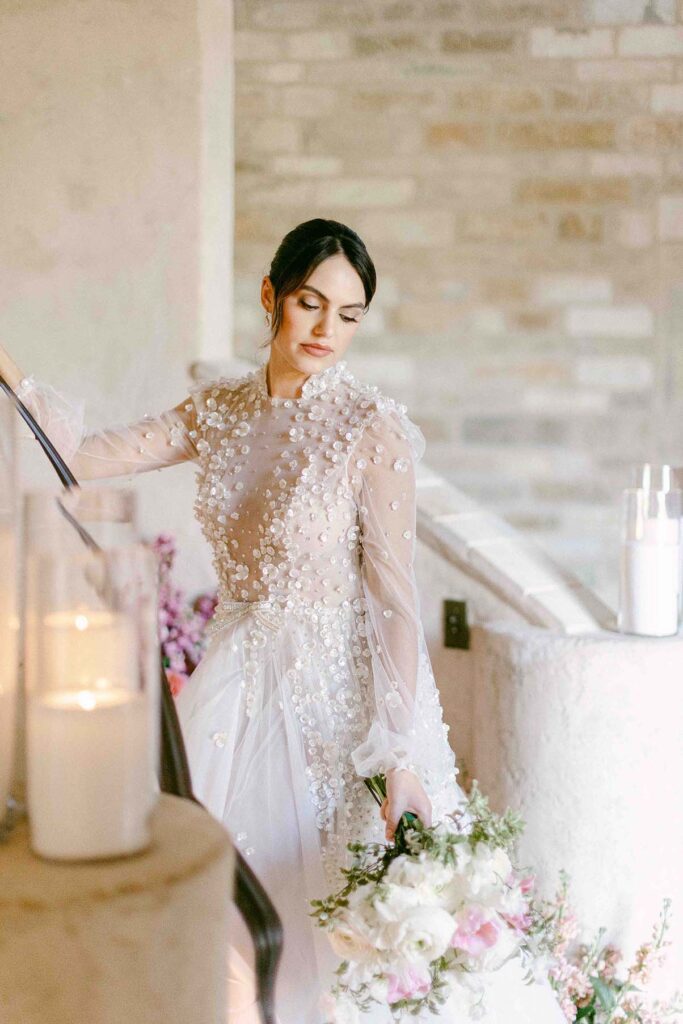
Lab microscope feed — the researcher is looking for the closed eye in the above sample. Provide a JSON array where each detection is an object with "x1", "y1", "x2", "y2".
[{"x1": 301, "y1": 299, "x2": 360, "y2": 324}]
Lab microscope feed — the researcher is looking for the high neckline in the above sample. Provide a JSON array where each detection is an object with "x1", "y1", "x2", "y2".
[{"x1": 254, "y1": 360, "x2": 349, "y2": 404}]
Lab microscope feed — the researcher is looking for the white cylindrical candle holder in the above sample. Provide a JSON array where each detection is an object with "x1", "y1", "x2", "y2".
[
  {"x1": 634, "y1": 462, "x2": 674, "y2": 493},
  {"x1": 24, "y1": 493, "x2": 159, "y2": 861},
  {"x1": 634, "y1": 465, "x2": 683, "y2": 613},
  {"x1": 619, "y1": 488, "x2": 682, "y2": 637},
  {"x1": 0, "y1": 392, "x2": 18, "y2": 829}
]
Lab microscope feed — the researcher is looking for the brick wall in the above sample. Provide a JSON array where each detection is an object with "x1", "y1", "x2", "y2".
[{"x1": 233, "y1": 0, "x2": 683, "y2": 604}]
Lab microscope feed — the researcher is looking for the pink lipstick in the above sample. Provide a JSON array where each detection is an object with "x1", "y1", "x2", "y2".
[{"x1": 301, "y1": 343, "x2": 333, "y2": 358}]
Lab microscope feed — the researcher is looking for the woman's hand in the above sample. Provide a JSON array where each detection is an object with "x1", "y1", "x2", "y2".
[{"x1": 379, "y1": 768, "x2": 432, "y2": 842}]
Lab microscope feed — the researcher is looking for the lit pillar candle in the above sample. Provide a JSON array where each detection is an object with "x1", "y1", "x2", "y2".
[
  {"x1": 41, "y1": 609, "x2": 135, "y2": 692},
  {"x1": 619, "y1": 489, "x2": 682, "y2": 637},
  {"x1": 27, "y1": 687, "x2": 150, "y2": 860},
  {"x1": 23, "y1": 531, "x2": 159, "y2": 862}
]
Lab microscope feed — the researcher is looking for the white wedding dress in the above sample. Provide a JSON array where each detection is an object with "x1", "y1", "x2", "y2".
[{"x1": 20, "y1": 362, "x2": 565, "y2": 1024}]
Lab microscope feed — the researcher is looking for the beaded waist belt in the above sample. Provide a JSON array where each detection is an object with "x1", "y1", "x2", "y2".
[{"x1": 205, "y1": 599, "x2": 284, "y2": 637}]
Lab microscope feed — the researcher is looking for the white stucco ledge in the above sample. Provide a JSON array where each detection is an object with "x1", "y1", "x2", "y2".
[
  {"x1": 415, "y1": 465, "x2": 615, "y2": 635},
  {"x1": 471, "y1": 619, "x2": 683, "y2": 998}
]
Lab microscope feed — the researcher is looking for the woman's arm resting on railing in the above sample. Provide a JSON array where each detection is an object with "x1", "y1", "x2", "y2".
[{"x1": 0, "y1": 343, "x2": 198, "y2": 479}]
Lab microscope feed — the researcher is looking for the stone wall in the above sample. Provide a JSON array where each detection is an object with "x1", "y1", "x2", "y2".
[{"x1": 233, "y1": 0, "x2": 683, "y2": 604}]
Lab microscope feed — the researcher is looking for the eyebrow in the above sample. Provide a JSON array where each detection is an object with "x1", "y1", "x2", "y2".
[{"x1": 299, "y1": 285, "x2": 366, "y2": 310}]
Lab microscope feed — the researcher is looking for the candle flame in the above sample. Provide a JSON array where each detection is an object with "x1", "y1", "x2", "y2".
[
  {"x1": 76, "y1": 690, "x2": 97, "y2": 711},
  {"x1": 74, "y1": 614, "x2": 89, "y2": 631}
]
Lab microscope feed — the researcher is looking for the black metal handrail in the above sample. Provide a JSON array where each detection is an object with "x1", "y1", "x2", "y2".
[{"x1": 0, "y1": 374, "x2": 283, "y2": 1024}]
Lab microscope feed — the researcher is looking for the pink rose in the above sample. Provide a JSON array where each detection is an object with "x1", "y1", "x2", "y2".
[
  {"x1": 450, "y1": 906, "x2": 502, "y2": 956},
  {"x1": 386, "y1": 965, "x2": 431, "y2": 1003}
]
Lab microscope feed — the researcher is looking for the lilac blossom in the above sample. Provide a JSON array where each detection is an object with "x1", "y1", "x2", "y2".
[{"x1": 150, "y1": 533, "x2": 217, "y2": 696}]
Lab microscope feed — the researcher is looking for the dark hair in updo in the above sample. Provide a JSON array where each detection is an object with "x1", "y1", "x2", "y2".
[{"x1": 266, "y1": 219, "x2": 376, "y2": 339}]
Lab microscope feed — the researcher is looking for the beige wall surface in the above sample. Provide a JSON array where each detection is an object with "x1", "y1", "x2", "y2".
[
  {"x1": 2, "y1": 0, "x2": 200, "y2": 404},
  {"x1": 233, "y1": 0, "x2": 683, "y2": 603},
  {"x1": 1, "y1": 0, "x2": 234, "y2": 593}
]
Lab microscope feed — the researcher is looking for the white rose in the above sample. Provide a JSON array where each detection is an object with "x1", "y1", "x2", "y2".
[
  {"x1": 380, "y1": 905, "x2": 455, "y2": 965},
  {"x1": 371, "y1": 881, "x2": 422, "y2": 924},
  {"x1": 466, "y1": 844, "x2": 512, "y2": 898},
  {"x1": 439, "y1": 871, "x2": 472, "y2": 914},
  {"x1": 385, "y1": 853, "x2": 455, "y2": 901},
  {"x1": 329, "y1": 909, "x2": 380, "y2": 965}
]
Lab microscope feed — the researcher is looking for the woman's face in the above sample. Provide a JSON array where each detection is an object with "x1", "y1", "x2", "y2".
[{"x1": 262, "y1": 254, "x2": 367, "y2": 376}]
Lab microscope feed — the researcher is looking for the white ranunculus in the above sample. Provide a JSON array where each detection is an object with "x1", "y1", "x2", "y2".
[
  {"x1": 439, "y1": 870, "x2": 472, "y2": 914},
  {"x1": 384, "y1": 852, "x2": 456, "y2": 905},
  {"x1": 329, "y1": 909, "x2": 380, "y2": 965},
  {"x1": 377, "y1": 904, "x2": 455, "y2": 965},
  {"x1": 466, "y1": 844, "x2": 512, "y2": 898},
  {"x1": 371, "y1": 881, "x2": 422, "y2": 924}
]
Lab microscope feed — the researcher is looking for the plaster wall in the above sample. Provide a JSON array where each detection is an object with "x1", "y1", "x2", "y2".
[
  {"x1": 472, "y1": 621, "x2": 683, "y2": 998},
  {"x1": 1, "y1": 0, "x2": 234, "y2": 589}
]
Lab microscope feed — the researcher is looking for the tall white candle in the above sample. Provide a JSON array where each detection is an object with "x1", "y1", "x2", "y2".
[
  {"x1": 27, "y1": 687, "x2": 151, "y2": 860},
  {"x1": 41, "y1": 609, "x2": 135, "y2": 692},
  {"x1": 619, "y1": 542, "x2": 680, "y2": 637},
  {"x1": 619, "y1": 488, "x2": 682, "y2": 637}
]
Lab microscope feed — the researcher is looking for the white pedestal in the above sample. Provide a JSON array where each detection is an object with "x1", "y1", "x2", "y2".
[{"x1": 0, "y1": 794, "x2": 234, "y2": 1023}]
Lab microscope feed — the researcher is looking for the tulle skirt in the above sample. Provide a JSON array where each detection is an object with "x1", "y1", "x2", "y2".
[{"x1": 175, "y1": 605, "x2": 564, "y2": 1024}]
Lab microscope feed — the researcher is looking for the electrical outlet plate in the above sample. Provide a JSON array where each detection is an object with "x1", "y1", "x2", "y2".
[{"x1": 444, "y1": 599, "x2": 470, "y2": 650}]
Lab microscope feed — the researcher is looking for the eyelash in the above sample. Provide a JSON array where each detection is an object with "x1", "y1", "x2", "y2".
[{"x1": 299, "y1": 299, "x2": 360, "y2": 324}]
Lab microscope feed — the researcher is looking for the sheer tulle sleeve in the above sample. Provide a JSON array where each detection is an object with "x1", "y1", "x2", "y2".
[
  {"x1": 16, "y1": 377, "x2": 199, "y2": 480},
  {"x1": 350, "y1": 404, "x2": 426, "y2": 780}
]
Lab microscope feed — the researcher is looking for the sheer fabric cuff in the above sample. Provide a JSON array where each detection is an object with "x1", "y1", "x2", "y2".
[
  {"x1": 16, "y1": 376, "x2": 86, "y2": 463},
  {"x1": 350, "y1": 720, "x2": 418, "y2": 779}
]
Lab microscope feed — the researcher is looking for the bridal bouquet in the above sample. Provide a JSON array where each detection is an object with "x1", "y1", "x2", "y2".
[{"x1": 312, "y1": 776, "x2": 547, "y2": 1022}]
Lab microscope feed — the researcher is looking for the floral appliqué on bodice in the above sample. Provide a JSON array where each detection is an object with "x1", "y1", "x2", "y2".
[{"x1": 192, "y1": 361, "x2": 408, "y2": 617}]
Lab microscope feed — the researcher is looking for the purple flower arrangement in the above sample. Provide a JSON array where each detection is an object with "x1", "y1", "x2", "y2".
[{"x1": 151, "y1": 533, "x2": 217, "y2": 696}]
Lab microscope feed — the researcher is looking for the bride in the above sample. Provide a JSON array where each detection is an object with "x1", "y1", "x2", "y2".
[{"x1": 1, "y1": 218, "x2": 565, "y2": 1023}]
